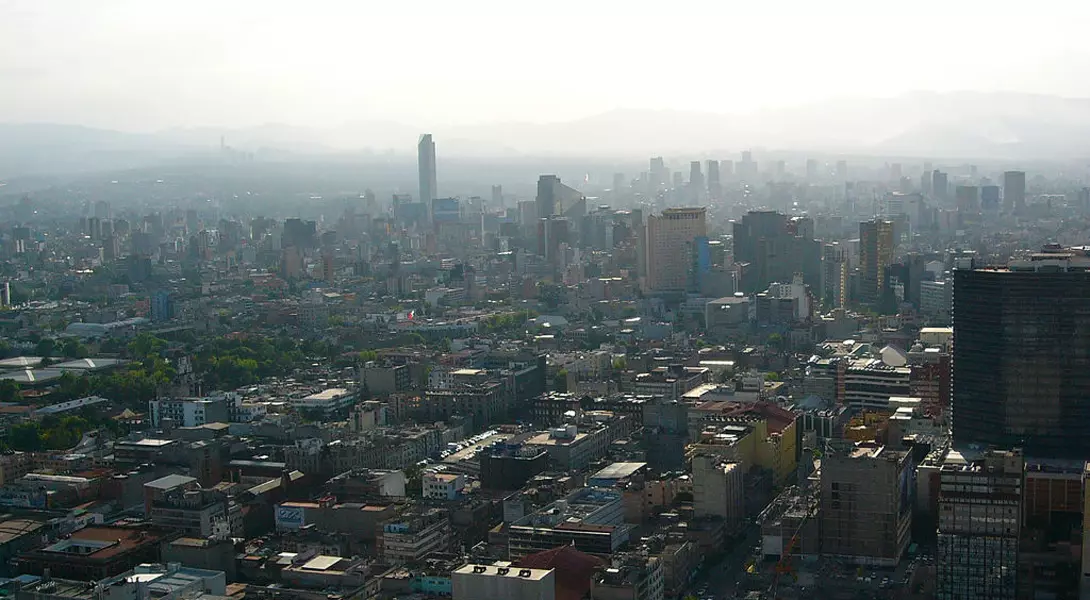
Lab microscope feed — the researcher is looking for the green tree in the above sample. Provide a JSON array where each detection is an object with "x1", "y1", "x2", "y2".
[
  {"x1": 35, "y1": 338, "x2": 55, "y2": 358},
  {"x1": 60, "y1": 338, "x2": 90, "y2": 359},
  {"x1": 128, "y1": 333, "x2": 168, "y2": 360},
  {"x1": 0, "y1": 380, "x2": 19, "y2": 403},
  {"x1": 8, "y1": 422, "x2": 42, "y2": 451},
  {"x1": 358, "y1": 350, "x2": 378, "y2": 363},
  {"x1": 766, "y1": 333, "x2": 784, "y2": 351}
]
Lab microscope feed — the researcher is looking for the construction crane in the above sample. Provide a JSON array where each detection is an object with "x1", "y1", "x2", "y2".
[{"x1": 768, "y1": 501, "x2": 816, "y2": 598}]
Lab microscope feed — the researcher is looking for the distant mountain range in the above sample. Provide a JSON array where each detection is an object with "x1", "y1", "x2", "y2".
[{"x1": 4, "y1": 91, "x2": 1090, "y2": 178}]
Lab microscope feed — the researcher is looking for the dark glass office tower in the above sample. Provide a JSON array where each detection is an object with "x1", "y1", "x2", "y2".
[{"x1": 953, "y1": 246, "x2": 1090, "y2": 458}]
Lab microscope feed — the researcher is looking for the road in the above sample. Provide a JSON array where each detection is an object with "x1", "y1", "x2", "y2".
[{"x1": 685, "y1": 524, "x2": 761, "y2": 599}]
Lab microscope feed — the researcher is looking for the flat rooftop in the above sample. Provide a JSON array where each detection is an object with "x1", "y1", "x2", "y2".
[
  {"x1": 301, "y1": 388, "x2": 351, "y2": 401},
  {"x1": 453, "y1": 563, "x2": 551, "y2": 581},
  {"x1": 590, "y1": 462, "x2": 647, "y2": 482}
]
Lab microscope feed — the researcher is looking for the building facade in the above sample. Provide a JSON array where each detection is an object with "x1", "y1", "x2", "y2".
[
  {"x1": 646, "y1": 207, "x2": 706, "y2": 292},
  {"x1": 953, "y1": 247, "x2": 1090, "y2": 458},
  {"x1": 936, "y1": 449, "x2": 1023, "y2": 600}
]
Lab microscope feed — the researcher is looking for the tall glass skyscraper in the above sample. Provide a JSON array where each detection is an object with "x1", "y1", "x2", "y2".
[{"x1": 953, "y1": 245, "x2": 1090, "y2": 458}]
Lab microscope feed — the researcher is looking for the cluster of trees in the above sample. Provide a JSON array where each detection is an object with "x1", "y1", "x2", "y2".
[
  {"x1": 480, "y1": 310, "x2": 537, "y2": 334},
  {"x1": 193, "y1": 335, "x2": 336, "y2": 390},
  {"x1": 35, "y1": 337, "x2": 91, "y2": 361},
  {"x1": 43, "y1": 334, "x2": 175, "y2": 407},
  {"x1": 7, "y1": 410, "x2": 121, "y2": 452}
]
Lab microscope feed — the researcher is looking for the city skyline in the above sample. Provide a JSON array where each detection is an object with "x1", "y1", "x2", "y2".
[{"x1": 6, "y1": 1, "x2": 1090, "y2": 133}]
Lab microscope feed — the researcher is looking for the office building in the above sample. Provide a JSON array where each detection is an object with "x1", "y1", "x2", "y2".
[
  {"x1": 706, "y1": 159, "x2": 721, "y2": 199},
  {"x1": 150, "y1": 290, "x2": 173, "y2": 322},
  {"x1": 377, "y1": 508, "x2": 451, "y2": 563},
  {"x1": 591, "y1": 554, "x2": 664, "y2": 600},
  {"x1": 822, "y1": 242, "x2": 849, "y2": 308},
  {"x1": 953, "y1": 246, "x2": 1090, "y2": 458},
  {"x1": 932, "y1": 170, "x2": 948, "y2": 201},
  {"x1": 649, "y1": 156, "x2": 666, "y2": 191},
  {"x1": 836, "y1": 160, "x2": 848, "y2": 181},
  {"x1": 645, "y1": 207, "x2": 706, "y2": 292},
  {"x1": 1003, "y1": 171, "x2": 1026, "y2": 213},
  {"x1": 148, "y1": 397, "x2": 230, "y2": 428},
  {"x1": 688, "y1": 161, "x2": 704, "y2": 201},
  {"x1": 508, "y1": 487, "x2": 629, "y2": 559},
  {"x1": 453, "y1": 563, "x2": 555, "y2": 600},
  {"x1": 981, "y1": 185, "x2": 1000, "y2": 211},
  {"x1": 692, "y1": 455, "x2": 744, "y2": 530},
  {"x1": 936, "y1": 449, "x2": 1023, "y2": 600},
  {"x1": 843, "y1": 358, "x2": 911, "y2": 412},
  {"x1": 820, "y1": 442, "x2": 912, "y2": 567},
  {"x1": 14, "y1": 526, "x2": 174, "y2": 580},
  {"x1": 859, "y1": 219, "x2": 894, "y2": 308},
  {"x1": 418, "y1": 134, "x2": 437, "y2": 209},
  {"x1": 480, "y1": 442, "x2": 548, "y2": 491},
  {"x1": 732, "y1": 211, "x2": 821, "y2": 293},
  {"x1": 536, "y1": 175, "x2": 583, "y2": 220},
  {"x1": 806, "y1": 158, "x2": 818, "y2": 181}
]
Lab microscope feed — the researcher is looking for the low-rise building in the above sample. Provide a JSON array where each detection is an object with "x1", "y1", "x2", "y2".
[
  {"x1": 291, "y1": 388, "x2": 356, "y2": 417},
  {"x1": 14, "y1": 526, "x2": 174, "y2": 580},
  {"x1": 591, "y1": 553, "x2": 664, "y2": 600},
  {"x1": 509, "y1": 487, "x2": 630, "y2": 560},
  {"x1": 452, "y1": 562, "x2": 555, "y2": 600},
  {"x1": 148, "y1": 397, "x2": 229, "y2": 428},
  {"x1": 422, "y1": 471, "x2": 465, "y2": 500},
  {"x1": 377, "y1": 508, "x2": 451, "y2": 564},
  {"x1": 525, "y1": 413, "x2": 635, "y2": 471}
]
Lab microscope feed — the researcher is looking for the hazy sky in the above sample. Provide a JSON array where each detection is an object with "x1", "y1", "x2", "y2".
[{"x1": 4, "y1": 0, "x2": 1090, "y2": 131}]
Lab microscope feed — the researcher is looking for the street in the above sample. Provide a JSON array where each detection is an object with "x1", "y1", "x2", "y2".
[{"x1": 685, "y1": 524, "x2": 762, "y2": 600}]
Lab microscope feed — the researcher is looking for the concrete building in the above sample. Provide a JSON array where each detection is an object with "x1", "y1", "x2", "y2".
[
  {"x1": 14, "y1": 527, "x2": 174, "y2": 580},
  {"x1": 422, "y1": 471, "x2": 465, "y2": 500},
  {"x1": 452, "y1": 563, "x2": 555, "y2": 600},
  {"x1": 148, "y1": 397, "x2": 229, "y2": 428},
  {"x1": 691, "y1": 454, "x2": 744, "y2": 530},
  {"x1": 480, "y1": 442, "x2": 548, "y2": 491},
  {"x1": 508, "y1": 487, "x2": 629, "y2": 560},
  {"x1": 147, "y1": 480, "x2": 241, "y2": 538},
  {"x1": 360, "y1": 363, "x2": 411, "y2": 395},
  {"x1": 859, "y1": 219, "x2": 894, "y2": 308},
  {"x1": 843, "y1": 358, "x2": 911, "y2": 412},
  {"x1": 290, "y1": 388, "x2": 356, "y2": 418},
  {"x1": 920, "y1": 279, "x2": 952, "y2": 323},
  {"x1": 525, "y1": 413, "x2": 636, "y2": 471},
  {"x1": 645, "y1": 207, "x2": 706, "y2": 292},
  {"x1": 591, "y1": 554, "x2": 664, "y2": 600},
  {"x1": 377, "y1": 508, "x2": 451, "y2": 564},
  {"x1": 15, "y1": 563, "x2": 225, "y2": 600},
  {"x1": 820, "y1": 442, "x2": 913, "y2": 566},
  {"x1": 937, "y1": 449, "x2": 1023, "y2": 600},
  {"x1": 732, "y1": 211, "x2": 821, "y2": 294},
  {"x1": 418, "y1": 134, "x2": 437, "y2": 209},
  {"x1": 1003, "y1": 170, "x2": 1025, "y2": 213}
]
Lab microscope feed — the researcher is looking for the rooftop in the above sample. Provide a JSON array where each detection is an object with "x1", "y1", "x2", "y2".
[
  {"x1": 589, "y1": 462, "x2": 647, "y2": 482},
  {"x1": 145, "y1": 474, "x2": 197, "y2": 490},
  {"x1": 453, "y1": 563, "x2": 552, "y2": 581}
]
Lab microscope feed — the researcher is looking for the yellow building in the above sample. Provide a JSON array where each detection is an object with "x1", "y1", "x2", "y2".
[{"x1": 686, "y1": 401, "x2": 797, "y2": 487}]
